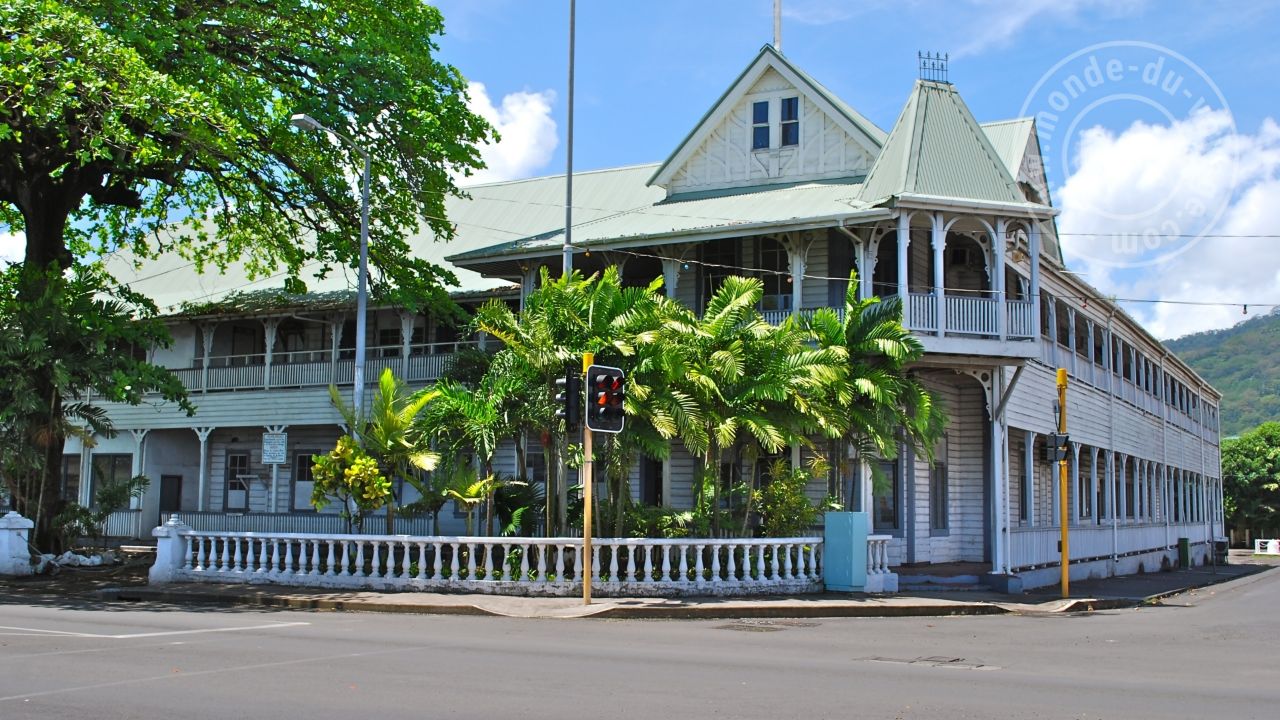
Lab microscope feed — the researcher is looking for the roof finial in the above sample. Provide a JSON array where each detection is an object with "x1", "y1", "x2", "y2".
[
  {"x1": 774, "y1": 0, "x2": 782, "y2": 53},
  {"x1": 918, "y1": 51, "x2": 950, "y2": 83}
]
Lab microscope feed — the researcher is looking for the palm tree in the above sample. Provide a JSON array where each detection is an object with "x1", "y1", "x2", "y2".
[
  {"x1": 647, "y1": 276, "x2": 846, "y2": 533},
  {"x1": 803, "y1": 272, "x2": 946, "y2": 505},
  {"x1": 329, "y1": 368, "x2": 439, "y2": 533},
  {"x1": 473, "y1": 266, "x2": 668, "y2": 535}
]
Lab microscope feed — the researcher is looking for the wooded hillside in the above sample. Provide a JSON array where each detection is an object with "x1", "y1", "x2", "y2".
[{"x1": 1166, "y1": 310, "x2": 1280, "y2": 437}]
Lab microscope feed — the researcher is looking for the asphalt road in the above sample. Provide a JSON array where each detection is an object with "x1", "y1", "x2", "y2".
[{"x1": 1, "y1": 569, "x2": 1276, "y2": 720}]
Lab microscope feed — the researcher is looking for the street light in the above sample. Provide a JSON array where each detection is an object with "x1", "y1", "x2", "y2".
[{"x1": 289, "y1": 113, "x2": 372, "y2": 420}]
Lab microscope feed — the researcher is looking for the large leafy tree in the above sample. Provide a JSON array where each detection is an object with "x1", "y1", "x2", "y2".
[
  {"x1": 0, "y1": 0, "x2": 493, "y2": 547},
  {"x1": 1222, "y1": 422, "x2": 1280, "y2": 538},
  {"x1": 0, "y1": 263, "x2": 189, "y2": 548}
]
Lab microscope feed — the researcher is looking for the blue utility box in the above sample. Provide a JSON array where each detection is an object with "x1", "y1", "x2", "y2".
[{"x1": 823, "y1": 511, "x2": 868, "y2": 592}]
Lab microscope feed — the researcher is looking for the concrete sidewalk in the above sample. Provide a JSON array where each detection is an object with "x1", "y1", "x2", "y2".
[{"x1": 93, "y1": 561, "x2": 1274, "y2": 620}]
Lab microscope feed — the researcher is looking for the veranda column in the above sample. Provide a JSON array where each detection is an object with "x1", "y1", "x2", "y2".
[
  {"x1": 896, "y1": 213, "x2": 910, "y2": 324},
  {"x1": 788, "y1": 236, "x2": 808, "y2": 319},
  {"x1": 1069, "y1": 443, "x2": 1081, "y2": 525},
  {"x1": 193, "y1": 427, "x2": 215, "y2": 512},
  {"x1": 520, "y1": 265, "x2": 538, "y2": 311},
  {"x1": 1117, "y1": 454, "x2": 1128, "y2": 520},
  {"x1": 660, "y1": 258, "x2": 681, "y2": 300},
  {"x1": 994, "y1": 218, "x2": 1007, "y2": 341},
  {"x1": 990, "y1": 368, "x2": 1008, "y2": 574},
  {"x1": 1089, "y1": 447, "x2": 1099, "y2": 525},
  {"x1": 1028, "y1": 223, "x2": 1042, "y2": 337},
  {"x1": 263, "y1": 318, "x2": 279, "y2": 390},
  {"x1": 329, "y1": 315, "x2": 343, "y2": 385},
  {"x1": 129, "y1": 429, "x2": 149, "y2": 511},
  {"x1": 199, "y1": 323, "x2": 215, "y2": 395},
  {"x1": 931, "y1": 212, "x2": 946, "y2": 337},
  {"x1": 859, "y1": 230, "x2": 880, "y2": 300},
  {"x1": 1024, "y1": 430, "x2": 1035, "y2": 527},
  {"x1": 399, "y1": 311, "x2": 415, "y2": 378}
]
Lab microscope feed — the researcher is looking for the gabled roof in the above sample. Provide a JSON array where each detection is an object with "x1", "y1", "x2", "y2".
[
  {"x1": 980, "y1": 117, "x2": 1036, "y2": 180},
  {"x1": 859, "y1": 80, "x2": 1028, "y2": 206},
  {"x1": 648, "y1": 44, "x2": 887, "y2": 189}
]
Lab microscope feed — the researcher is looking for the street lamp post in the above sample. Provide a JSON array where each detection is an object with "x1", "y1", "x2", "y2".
[{"x1": 290, "y1": 113, "x2": 371, "y2": 420}]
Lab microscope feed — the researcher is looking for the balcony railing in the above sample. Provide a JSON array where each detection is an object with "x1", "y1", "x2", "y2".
[
  {"x1": 1007, "y1": 300, "x2": 1034, "y2": 338},
  {"x1": 945, "y1": 295, "x2": 998, "y2": 336},
  {"x1": 173, "y1": 341, "x2": 480, "y2": 393},
  {"x1": 907, "y1": 293, "x2": 937, "y2": 332}
]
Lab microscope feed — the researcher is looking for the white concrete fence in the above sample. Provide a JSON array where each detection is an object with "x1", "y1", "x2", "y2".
[
  {"x1": 1255, "y1": 539, "x2": 1280, "y2": 556},
  {"x1": 150, "y1": 516, "x2": 824, "y2": 597},
  {"x1": 865, "y1": 535, "x2": 896, "y2": 593},
  {"x1": 0, "y1": 511, "x2": 35, "y2": 577}
]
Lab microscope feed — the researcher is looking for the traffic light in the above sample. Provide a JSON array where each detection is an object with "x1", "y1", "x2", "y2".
[
  {"x1": 554, "y1": 365, "x2": 581, "y2": 430},
  {"x1": 585, "y1": 364, "x2": 625, "y2": 433}
]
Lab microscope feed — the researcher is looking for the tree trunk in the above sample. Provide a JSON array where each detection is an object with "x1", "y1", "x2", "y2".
[{"x1": 12, "y1": 187, "x2": 78, "y2": 553}]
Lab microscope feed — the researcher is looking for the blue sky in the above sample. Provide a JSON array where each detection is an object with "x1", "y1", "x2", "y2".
[{"x1": 431, "y1": 0, "x2": 1280, "y2": 340}]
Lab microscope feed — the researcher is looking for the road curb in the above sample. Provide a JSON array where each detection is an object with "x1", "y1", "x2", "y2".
[{"x1": 90, "y1": 565, "x2": 1275, "y2": 620}]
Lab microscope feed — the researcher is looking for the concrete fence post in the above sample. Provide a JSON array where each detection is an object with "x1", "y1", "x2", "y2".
[
  {"x1": 149, "y1": 515, "x2": 191, "y2": 585},
  {"x1": 0, "y1": 511, "x2": 35, "y2": 577}
]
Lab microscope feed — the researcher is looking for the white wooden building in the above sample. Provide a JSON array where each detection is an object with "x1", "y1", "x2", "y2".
[{"x1": 80, "y1": 46, "x2": 1223, "y2": 590}]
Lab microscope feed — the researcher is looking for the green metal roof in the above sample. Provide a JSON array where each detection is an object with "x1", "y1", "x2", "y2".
[
  {"x1": 447, "y1": 178, "x2": 871, "y2": 263},
  {"x1": 859, "y1": 80, "x2": 1028, "y2": 206},
  {"x1": 980, "y1": 118, "x2": 1036, "y2": 180}
]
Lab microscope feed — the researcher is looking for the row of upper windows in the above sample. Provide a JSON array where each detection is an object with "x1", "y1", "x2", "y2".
[
  {"x1": 751, "y1": 96, "x2": 799, "y2": 151},
  {"x1": 1039, "y1": 291, "x2": 1218, "y2": 426}
]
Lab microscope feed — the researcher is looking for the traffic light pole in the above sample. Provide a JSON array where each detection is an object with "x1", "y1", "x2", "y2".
[
  {"x1": 1057, "y1": 368, "x2": 1070, "y2": 599},
  {"x1": 582, "y1": 351, "x2": 594, "y2": 605}
]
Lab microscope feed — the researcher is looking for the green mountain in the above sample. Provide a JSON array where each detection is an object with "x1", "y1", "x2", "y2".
[{"x1": 1165, "y1": 310, "x2": 1280, "y2": 437}]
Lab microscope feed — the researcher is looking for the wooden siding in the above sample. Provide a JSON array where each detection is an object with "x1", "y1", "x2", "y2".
[{"x1": 668, "y1": 67, "x2": 875, "y2": 194}]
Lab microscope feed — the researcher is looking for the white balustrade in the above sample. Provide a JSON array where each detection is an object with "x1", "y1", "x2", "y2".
[
  {"x1": 153, "y1": 525, "x2": 823, "y2": 598},
  {"x1": 864, "y1": 535, "x2": 897, "y2": 593},
  {"x1": 1007, "y1": 300, "x2": 1035, "y2": 338},
  {"x1": 944, "y1": 295, "x2": 999, "y2": 336},
  {"x1": 908, "y1": 293, "x2": 936, "y2": 331}
]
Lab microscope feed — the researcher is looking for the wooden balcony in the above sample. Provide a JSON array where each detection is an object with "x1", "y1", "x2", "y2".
[{"x1": 171, "y1": 341, "x2": 480, "y2": 393}]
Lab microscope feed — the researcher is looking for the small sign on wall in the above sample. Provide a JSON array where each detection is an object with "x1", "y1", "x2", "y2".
[{"x1": 261, "y1": 432, "x2": 288, "y2": 465}]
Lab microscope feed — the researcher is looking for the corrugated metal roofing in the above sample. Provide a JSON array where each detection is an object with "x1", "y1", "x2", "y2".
[
  {"x1": 980, "y1": 118, "x2": 1036, "y2": 180},
  {"x1": 103, "y1": 164, "x2": 662, "y2": 313},
  {"x1": 859, "y1": 80, "x2": 1027, "y2": 205},
  {"x1": 448, "y1": 179, "x2": 870, "y2": 261}
]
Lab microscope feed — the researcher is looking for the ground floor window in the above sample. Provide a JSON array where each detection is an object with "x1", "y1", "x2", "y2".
[
  {"x1": 61, "y1": 454, "x2": 81, "y2": 504},
  {"x1": 873, "y1": 459, "x2": 900, "y2": 531},
  {"x1": 930, "y1": 462, "x2": 948, "y2": 532},
  {"x1": 292, "y1": 452, "x2": 317, "y2": 511},
  {"x1": 90, "y1": 454, "x2": 132, "y2": 509},
  {"x1": 225, "y1": 452, "x2": 250, "y2": 512}
]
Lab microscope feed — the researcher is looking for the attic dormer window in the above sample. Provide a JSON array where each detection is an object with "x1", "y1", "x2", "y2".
[
  {"x1": 781, "y1": 97, "x2": 799, "y2": 146},
  {"x1": 752, "y1": 101, "x2": 770, "y2": 150}
]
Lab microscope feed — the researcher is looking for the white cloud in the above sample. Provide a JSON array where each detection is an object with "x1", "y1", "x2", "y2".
[
  {"x1": 0, "y1": 229, "x2": 23, "y2": 265},
  {"x1": 1058, "y1": 111, "x2": 1280, "y2": 339},
  {"x1": 460, "y1": 81, "x2": 558, "y2": 185},
  {"x1": 953, "y1": 0, "x2": 1147, "y2": 57}
]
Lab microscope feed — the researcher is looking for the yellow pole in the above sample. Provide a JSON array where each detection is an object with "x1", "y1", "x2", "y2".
[
  {"x1": 582, "y1": 352, "x2": 594, "y2": 605},
  {"x1": 1057, "y1": 368, "x2": 1070, "y2": 598}
]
